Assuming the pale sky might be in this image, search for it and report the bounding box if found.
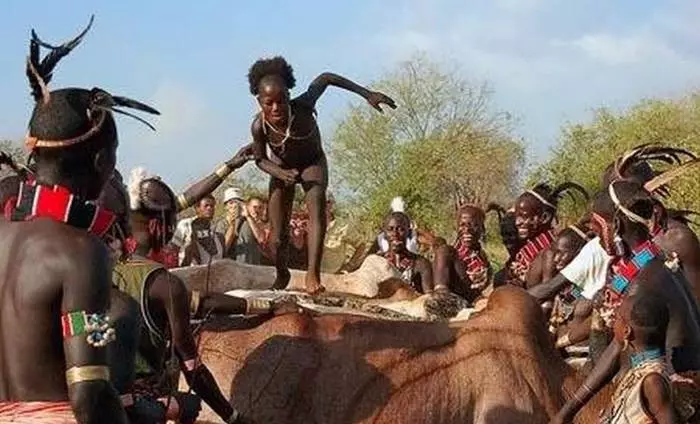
[1,0,699,189]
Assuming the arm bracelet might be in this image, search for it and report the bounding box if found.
[66,365,110,385]
[245,298,272,315]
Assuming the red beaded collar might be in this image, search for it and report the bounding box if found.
[11,178,115,237]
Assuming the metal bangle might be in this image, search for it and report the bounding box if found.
[65,365,110,385]
[215,164,231,179]
[246,298,272,315]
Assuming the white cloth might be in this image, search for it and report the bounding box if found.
[560,236,612,300]
[172,217,194,266]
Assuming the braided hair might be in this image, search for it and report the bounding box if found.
[247,56,296,95]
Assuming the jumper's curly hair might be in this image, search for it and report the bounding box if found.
[247,56,296,95]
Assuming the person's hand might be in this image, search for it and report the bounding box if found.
[226,143,255,170]
[278,168,300,185]
[366,91,397,112]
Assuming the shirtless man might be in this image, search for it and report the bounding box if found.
[248,56,396,293]
[552,180,700,423]
[511,182,588,289]
[530,145,700,352]
[0,18,158,423]
[381,211,434,294]
[103,169,267,424]
[432,204,491,303]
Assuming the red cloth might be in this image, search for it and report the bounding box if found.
[0,401,76,423]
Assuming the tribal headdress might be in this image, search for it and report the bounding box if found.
[25,16,159,151]
[523,182,590,212]
[127,167,177,214]
[611,143,697,197]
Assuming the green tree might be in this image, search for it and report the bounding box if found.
[0,140,28,178]
[330,55,525,243]
[530,94,700,224]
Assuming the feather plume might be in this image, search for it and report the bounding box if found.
[615,143,696,179]
[26,15,94,102]
[644,158,700,195]
[390,197,405,213]
[552,182,589,203]
[127,167,150,210]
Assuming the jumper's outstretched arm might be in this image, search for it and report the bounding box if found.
[296,72,397,112]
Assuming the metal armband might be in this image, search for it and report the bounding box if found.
[65,365,111,386]
[245,298,272,315]
[214,163,232,180]
[61,311,116,348]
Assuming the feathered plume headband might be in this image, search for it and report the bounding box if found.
[525,182,589,210]
[25,15,160,150]
[613,143,697,197]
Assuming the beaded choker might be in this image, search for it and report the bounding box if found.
[11,179,115,237]
[607,240,662,303]
[630,348,665,368]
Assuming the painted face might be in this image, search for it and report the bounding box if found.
[248,199,264,220]
[458,209,484,248]
[591,212,615,256]
[552,233,579,271]
[257,77,290,127]
[385,215,410,253]
[514,195,549,240]
[196,198,216,220]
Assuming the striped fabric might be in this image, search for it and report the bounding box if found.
[508,230,555,285]
[0,402,75,423]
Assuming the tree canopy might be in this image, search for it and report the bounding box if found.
[530,94,700,225]
[329,55,525,242]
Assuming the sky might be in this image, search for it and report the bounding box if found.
[1,0,699,190]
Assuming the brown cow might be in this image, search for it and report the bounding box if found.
[185,287,611,423]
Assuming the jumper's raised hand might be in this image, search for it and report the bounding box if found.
[366,91,397,113]
[226,143,256,170]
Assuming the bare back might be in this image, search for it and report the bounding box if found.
[0,218,111,401]
[635,259,700,371]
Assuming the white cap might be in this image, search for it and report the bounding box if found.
[223,187,244,204]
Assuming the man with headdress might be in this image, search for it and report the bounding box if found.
[0,17,158,423]
[551,179,700,423]
[100,167,284,424]
[530,144,700,352]
[508,182,588,287]
[432,202,492,303]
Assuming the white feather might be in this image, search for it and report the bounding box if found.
[390,196,405,213]
[127,167,150,210]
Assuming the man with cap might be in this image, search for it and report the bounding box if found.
[215,187,245,256]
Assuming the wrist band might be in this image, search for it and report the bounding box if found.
[215,164,231,179]
[190,290,201,316]
[66,365,110,385]
[555,333,571,349]
[246,298,272,315]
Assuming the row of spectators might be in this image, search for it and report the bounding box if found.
[170,187,355,273]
